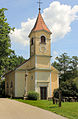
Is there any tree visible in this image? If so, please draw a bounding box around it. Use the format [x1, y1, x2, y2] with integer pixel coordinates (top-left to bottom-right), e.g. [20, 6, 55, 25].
[4, 53, 25, 72]
[53, 53, 71, 82]
[60, 79, 78, 97]
[0, 8, 26, 97]
[73, 77, 78, 89]
[52, 53, 78, 98]
[54, 79, 78, 98]
[0, 8, 14, 79]
[70, 56, 78, 78]
[0, 80, 5, 97]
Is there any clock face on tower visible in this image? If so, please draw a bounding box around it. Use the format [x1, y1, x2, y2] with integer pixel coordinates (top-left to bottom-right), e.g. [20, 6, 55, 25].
[40, 45, 47, 53]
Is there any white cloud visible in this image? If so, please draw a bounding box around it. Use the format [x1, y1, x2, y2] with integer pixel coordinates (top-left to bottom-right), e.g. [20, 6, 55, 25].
[10, 1, 78, 55]
[43, 1, 78, 42]
[52, 51, 58, 61]
[10, 18, 36, 46]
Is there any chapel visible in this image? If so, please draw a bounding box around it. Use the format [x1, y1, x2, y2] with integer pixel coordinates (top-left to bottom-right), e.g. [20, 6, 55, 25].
[5, 7, 59, 99]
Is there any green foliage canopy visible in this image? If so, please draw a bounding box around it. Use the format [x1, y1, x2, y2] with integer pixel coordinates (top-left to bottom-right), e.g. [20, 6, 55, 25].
[52, 53, 78, 82]
[52, 53, 78, 97]
[5, 53, 25, 72]
[0, 8, 14, 78]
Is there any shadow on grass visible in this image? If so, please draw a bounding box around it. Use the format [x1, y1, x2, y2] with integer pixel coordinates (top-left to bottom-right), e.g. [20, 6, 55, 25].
[49, 105, 58, 109]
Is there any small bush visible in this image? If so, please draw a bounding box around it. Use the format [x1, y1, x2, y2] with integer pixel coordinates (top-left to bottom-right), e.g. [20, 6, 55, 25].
[27, 91, 39, 100]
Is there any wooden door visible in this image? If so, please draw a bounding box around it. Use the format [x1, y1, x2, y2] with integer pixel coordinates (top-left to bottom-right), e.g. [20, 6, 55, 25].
[40, 87, 47, 100]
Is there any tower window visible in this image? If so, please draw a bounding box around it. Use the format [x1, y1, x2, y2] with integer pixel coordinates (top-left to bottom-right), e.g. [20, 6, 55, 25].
[41, 36, 46, 44]
[31, 38, 34, 45]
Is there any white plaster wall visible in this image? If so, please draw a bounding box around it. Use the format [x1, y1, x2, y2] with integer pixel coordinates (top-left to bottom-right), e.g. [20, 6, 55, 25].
[36, 71, 51, 98]
[15, 71, 25, 97]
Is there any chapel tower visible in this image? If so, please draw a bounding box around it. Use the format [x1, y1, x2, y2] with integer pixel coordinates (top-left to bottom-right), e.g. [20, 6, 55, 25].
[29, 10, 52, 57]
[28, 8, 52, 99]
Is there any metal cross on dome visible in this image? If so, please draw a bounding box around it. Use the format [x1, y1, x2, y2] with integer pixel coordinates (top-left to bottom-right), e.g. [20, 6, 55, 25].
[37, 0, 43, 11]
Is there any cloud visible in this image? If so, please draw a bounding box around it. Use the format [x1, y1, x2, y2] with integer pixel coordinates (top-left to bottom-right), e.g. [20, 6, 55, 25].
[10, 18, 36, 46]
[10, 1, 78, 46]
[43, 1, 78, 42]
[52, 51, 58, 61]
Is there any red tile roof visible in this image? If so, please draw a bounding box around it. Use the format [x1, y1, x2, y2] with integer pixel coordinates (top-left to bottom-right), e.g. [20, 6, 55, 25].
[29, 11, 52, 36]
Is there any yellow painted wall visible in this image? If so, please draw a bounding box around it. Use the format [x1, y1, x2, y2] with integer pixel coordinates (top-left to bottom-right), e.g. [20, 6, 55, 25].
[35, 32, 51, 56]
[16, 61, 30, 70]
[16, 56, 35, 70]
[51, 66, 59, 97]
[37, 71, 50, 82]
[36, 56, 50, 69]
[30, 56, 35, 69]
[29, 31, 51, 56]
[27, 71, 35, 92]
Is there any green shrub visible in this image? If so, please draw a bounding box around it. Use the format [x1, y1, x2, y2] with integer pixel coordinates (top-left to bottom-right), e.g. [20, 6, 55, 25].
[27, 91, 39, 100]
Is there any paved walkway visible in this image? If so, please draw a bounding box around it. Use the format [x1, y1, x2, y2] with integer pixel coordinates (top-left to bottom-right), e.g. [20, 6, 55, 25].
[0, 98, 68, 119]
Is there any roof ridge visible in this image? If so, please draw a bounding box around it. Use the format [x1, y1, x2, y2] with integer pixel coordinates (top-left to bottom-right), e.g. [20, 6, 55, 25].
[3, 58, 30, 76]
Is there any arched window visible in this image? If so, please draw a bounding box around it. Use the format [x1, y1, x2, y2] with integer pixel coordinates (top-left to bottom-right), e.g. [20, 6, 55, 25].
[41, 36, 46, 44]
[31, 38, 34, 45]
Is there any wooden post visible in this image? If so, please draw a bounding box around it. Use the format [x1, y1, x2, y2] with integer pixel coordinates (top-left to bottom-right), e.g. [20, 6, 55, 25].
[53, 96, 55, 104]
[59, 89, 61, 107]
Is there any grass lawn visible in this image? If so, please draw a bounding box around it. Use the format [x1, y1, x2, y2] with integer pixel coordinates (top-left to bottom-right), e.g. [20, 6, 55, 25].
[15, 99, 78, 119]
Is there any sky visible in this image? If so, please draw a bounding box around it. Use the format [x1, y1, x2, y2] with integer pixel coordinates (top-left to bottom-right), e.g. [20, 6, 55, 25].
[0, 0, 78, 62]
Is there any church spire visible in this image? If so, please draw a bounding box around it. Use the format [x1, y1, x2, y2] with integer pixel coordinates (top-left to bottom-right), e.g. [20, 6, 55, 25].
[29, 1, 52, 37]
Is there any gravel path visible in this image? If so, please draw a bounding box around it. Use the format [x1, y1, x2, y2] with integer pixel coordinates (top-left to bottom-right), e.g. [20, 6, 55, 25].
[0, 98, 68, 119]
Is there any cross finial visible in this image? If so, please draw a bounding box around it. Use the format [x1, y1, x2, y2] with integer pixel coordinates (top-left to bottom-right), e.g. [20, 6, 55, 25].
[37, 0, 42, 12]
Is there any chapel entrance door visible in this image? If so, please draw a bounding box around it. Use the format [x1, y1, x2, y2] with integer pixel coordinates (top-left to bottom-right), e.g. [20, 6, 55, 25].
[40, 87, 47, 100]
